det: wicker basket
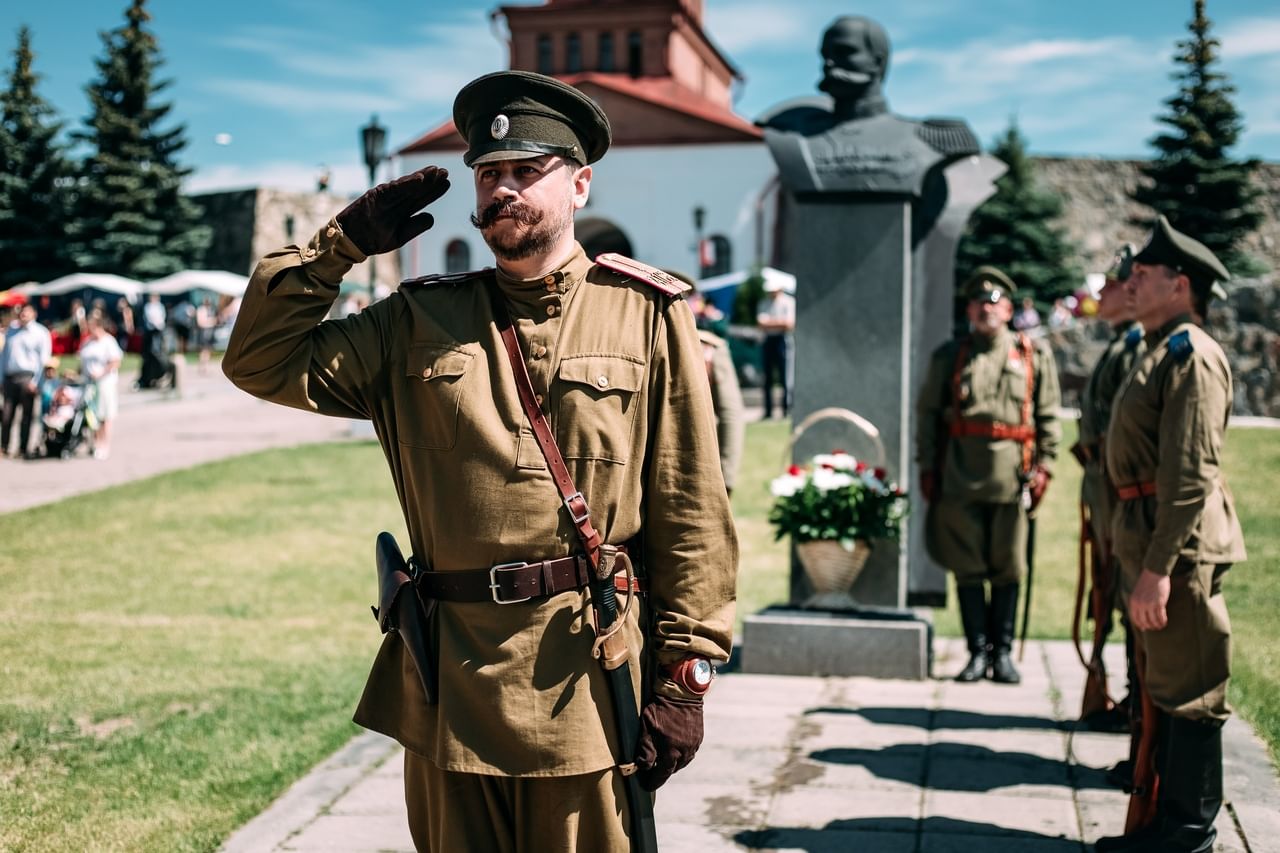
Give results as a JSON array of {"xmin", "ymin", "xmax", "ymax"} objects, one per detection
[
  {"xmin": 785, "ymin": 407, "xmax": 889, "ymax": 603},
  {"xmin": 795, "ymin": 538, "xmax": 873, "ymax": 596}
]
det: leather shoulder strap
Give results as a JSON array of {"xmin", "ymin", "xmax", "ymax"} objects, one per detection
[
  {"xmin": 594, "ymin": 253, "xmax": 690, "ymax": 297},
  {"xmin": 486, "ymin": 284, "xmax": 604, "ymax": 568},
  {"xmin": 1017, "ymin": 333, "xmax": 1036, "ymax": 474}
]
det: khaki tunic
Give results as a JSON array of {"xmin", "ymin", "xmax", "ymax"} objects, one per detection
[
  {"xmin": 1078, "ymin": 321, "xmax": 1143, "ymax": 547},
  {"xmin": 916, "ymin": 328, "xmax": 1061, "ymax": 582},
  {"xmin": 222, "ymin": 222, "xmax": 738, "ymax": 776},
  {"xmin": 1107, "ymin": 315, "xmax": 1245, "ymax": 721},
  {"xmin": 697, "ymin": 329, "xmax": 744, "ymax": 492}
]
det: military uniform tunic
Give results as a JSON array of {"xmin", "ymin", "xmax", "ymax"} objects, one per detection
[
  {"xmin": 1106, "ymin": 314, "xmax": 1245, "ymax": 721},
  {"xmin": 222, "ymin": 222, "xmax": 739, "ymax": 775},
  {"xmin": 1079, "ymin": 321, "xmax": 1144, "ymax": 549},
  {"xmin": 916, "ymin": 327, "xmax": 1061, "ymax": 584},
  {"xmin": 697, "ymin": 329, "xmax": 744, "ymax": 492}
]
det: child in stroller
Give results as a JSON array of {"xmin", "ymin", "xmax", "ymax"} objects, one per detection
[{"xmin": 42, "ymin": 374, "xmax": 97, "ymax": 458}]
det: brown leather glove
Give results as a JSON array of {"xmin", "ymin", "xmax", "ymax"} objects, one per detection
[
  {"xmin": 920, "ymin": 469, "xmax": 938, "ymax": 503},
  {"xmin": 336, "ymin": 166, "xmax": 450, "ymax": 256},
  {"xmin": 1028, "ymin": 465, "xmax": 1051, "ymax": 511},
  {"xmin": 635, "ymin": 694, "xmax": 704, "ymax": 791}
]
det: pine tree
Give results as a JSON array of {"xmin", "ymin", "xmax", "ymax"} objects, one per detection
[
  {"xmin": 71, "ymin": 0, "xmax": 209, "ymax": 277},
  {"xmin": 1133, "ymin": 0, "xmax": 1263, "ymax": 274},
  {"xmin": 955, "ymin": 122, "xmax": 1080, "ymax": 305},
  {"xmin": 0, "ymin": 26, "xmax": 75, "ymax": 289}
]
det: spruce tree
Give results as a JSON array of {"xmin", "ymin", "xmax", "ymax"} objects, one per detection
[
  {"xmin": 0, "ymin": 26, "xmax": 75, "ymax": 289},
  {"xmin": 1133, "ymin": 0, "xmax": 1262, "ymax": 274},
  {"xmin": 71, "ymin": 0, "xmax": 209, "ymax": 277},
  {"xmin": 955, "ymin": 122, "xmax": 1080, "ymax": 305}
]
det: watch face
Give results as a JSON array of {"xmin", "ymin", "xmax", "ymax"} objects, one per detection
[{"xmin": 690, "ymin": 658, "xmax": 714, "ymax": 687}]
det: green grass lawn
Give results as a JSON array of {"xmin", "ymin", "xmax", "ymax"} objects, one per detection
[{"xmin": 1, "ymin": 418, "xmax": 1275, "ymax": 850}]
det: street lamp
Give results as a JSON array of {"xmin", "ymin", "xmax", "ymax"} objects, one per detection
[
  {"xmin": 360, "ymin": 115, "xmax": 388, "ymax": 301},
  {"xmin": 692, "ymin": 205, "xmax": 706, "ymax": 278}
]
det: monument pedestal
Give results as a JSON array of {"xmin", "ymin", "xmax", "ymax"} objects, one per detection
[{"xmin": 741, "ymin": 605, "xmax": 932, "ymax": 680}]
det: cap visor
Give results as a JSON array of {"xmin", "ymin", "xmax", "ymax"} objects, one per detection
[{"xmin": 469, "ymin": 149, "xmax": 549, "ymax": 166}]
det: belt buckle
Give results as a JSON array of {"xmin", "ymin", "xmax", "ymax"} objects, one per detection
[{"xmin": 490, "ymin": 561, "xmax": 532, "ymax": 604}]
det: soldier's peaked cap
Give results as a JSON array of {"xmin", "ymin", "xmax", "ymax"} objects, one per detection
[
  {"xmin": 453, "ymin": 70, "xmax": 611, "ymax": 167},
  {"xmin": 961, "ymin": 266, "xmax": 1016, "ymax": 303},
  {"xmin": 1133, "ymin": 214, "xmax": 1230, "ymax": 300}
]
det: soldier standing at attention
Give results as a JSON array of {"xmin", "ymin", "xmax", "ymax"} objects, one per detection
[
  {"xmin": 1094, "ymin": 216, "xmax": 1245, "ymax": 853},
  {"xmin": 1074, "ymin": 245, "xmax": 1145, "ymax": 733},
  {"xmin": 917, "ymin": 268, "xmax": 1061, "ymax": 684},
  {"xmin": 222, "ymin": 70, "xmax": 738, "ymax": 852}
]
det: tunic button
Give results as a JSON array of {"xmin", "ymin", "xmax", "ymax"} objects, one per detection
[
  {"xmin": 546, "ymin": 304, "xmax": 558, "ymax": 317},
  {"xmin": 421, "ymin": 367, "xmax": 433, "ymax": 379},
  {"xmin": 543, "ymin": 275, "xmax": 556, "ymax": 284},
  {"xmin": 302, "ymin": 247, "xmax": 317, "ymax": 259},
  {"xmin": 597, "ymin": 375, "xmax": 609, "ymax": 388},
  {"xmin": 533, "ymin": 345, "xmax": 547, "ymax": 359},
  {"xmin": 546, "ymin": 283, "xmax": 557, "ymax": 292},
  {"xmin": 535, "ymin": 393, "xmax": 544, "ymax": 406}
]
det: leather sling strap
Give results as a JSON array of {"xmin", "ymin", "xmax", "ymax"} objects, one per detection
[{"xmin": 487, "ymin": 284, "xmax": 604, "ymax": 568}]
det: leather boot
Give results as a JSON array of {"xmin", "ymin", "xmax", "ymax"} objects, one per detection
[
  {"xmin": 955, "ymin": 584, "xmax": 989, "ymax": 682},
  {"xmin": 988, "ymin": 582, "xmax": 1021, "ymax": 684}
]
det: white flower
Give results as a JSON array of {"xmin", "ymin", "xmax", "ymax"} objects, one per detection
[
  {"xmin": 812, "ymin": 468, "xmax": 855, "ymax": 492},
  {"xmin": 814, "ymin": 452, "xmax": 857, "ymax": 471},
  {"xmin": 770, "ymin": 474, "xmax": 806, "ymax": 497}
]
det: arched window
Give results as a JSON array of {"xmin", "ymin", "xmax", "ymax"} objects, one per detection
[
  {"xmin": 598, "ymin": 32, "xmax": 615, "ymax": 72},
  {"xmin": 566, "ymin": 32, "xmax": 582, "ymax": 73},
  {"xmin": 705, "ymin": 235, "xmax": 732, "ymax": 277},
  {"xmin": 536, "ymin": 34, "xmax": 553, "ymax": 75},
  {"xmin": 445, "ymin": 239, "xmax": 471, "ymax": 274},
  {"xmin": 627, "ymin": 31, "xmax": 643, "ymax": 77}
]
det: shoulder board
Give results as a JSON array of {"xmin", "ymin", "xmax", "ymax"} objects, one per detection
[
  {"xmin": 1124, "ymin": 325, "xmax": 1143, "ymax": 350},
  {"xmin": 1167, "ymin": 329, "xmax": 1194, "ymax": 363},
  {"xmin": 917, "ymin": 119, "xmax": 980, "ymax": 157},
  {"xmin": 594, "ymin": 253, "xmax": 690, "ymax": 297},
  {"xmin": 399, "ymin": 269, "xmax": 491, "ymax": 289}
]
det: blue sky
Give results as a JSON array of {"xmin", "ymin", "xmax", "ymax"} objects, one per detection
[{"xmin": 3, "ymin": 0, "xmax": 1279, "ymax": 195}]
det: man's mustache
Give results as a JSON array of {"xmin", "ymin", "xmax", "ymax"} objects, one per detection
[{"xmin": 470, "ymin": 200, "xmax": 543, "ymax": 230}]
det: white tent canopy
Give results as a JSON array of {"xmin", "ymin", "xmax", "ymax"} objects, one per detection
[
  {"xmin": 144, "ymin": 270, "xmax": 249, "ymax": 297},
  {"xmin": 698, "ymin": 266, "xmax": 797, "ymax": 295},
  {"xmin": 18, "ymin": 273, "xmax": 145, "ymax": 300}
]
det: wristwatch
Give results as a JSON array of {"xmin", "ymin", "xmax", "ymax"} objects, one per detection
[{"xmin": 665, "ymin": 656, "xmax": 715, "ymax": 696}]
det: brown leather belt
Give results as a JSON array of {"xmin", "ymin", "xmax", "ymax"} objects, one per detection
[
  {"xmin": 1116, "ymin": 481, "xmax": 1157, "ymax": 501},
  {"xmin": 415, "ymin": 555, "xmax": 644, "ymax": 604},
  {"xmin": 949, "ymin": 419, "xmax": 1036, "ymax": 441}
]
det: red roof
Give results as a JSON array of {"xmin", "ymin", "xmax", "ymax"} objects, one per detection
[{"xmin": 398, "ymin": 73, "xmax": 760, "ymax": 156}]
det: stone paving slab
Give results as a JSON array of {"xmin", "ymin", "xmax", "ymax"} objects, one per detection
[{"xmin": 220, "ymin": 639, "xmax": 1278, "ymax": 853}]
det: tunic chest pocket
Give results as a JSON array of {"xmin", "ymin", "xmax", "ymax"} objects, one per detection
[
  {"xmin": 556, "ymin": 354, "xmax": 645, "ymax": 463},
  {"xmin": 397, "ymin": 344, "xmax": 472, "ymax": 450}
]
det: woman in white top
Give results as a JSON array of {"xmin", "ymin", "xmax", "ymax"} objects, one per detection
[{"xmin": 79, "ymin": 312, "xmax": 123, "ymax": 459}]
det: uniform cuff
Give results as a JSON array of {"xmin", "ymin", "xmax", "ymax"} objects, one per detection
[
  {"xmin": 1142, "ymin": 546, "xmax": 1180, "ymax": 577},
  {"xmin": 653, "ymin": 676, "xmax": 704, "ymax": 702},
  {"xmin": 295, "ymin": 219, "xmax": 368, "ymax": 287}
]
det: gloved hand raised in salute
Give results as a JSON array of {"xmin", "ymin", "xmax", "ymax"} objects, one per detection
[{"xmin": 337, "ymin": 166, "xmax": 451, "ymax": 256}]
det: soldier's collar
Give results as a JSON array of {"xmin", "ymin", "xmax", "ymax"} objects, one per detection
[
  {"xmin": 970, "ymin": 326, "xmax": 1011, "ymax": 352},
  {"xmin": 1148, "ymin": 312, "xmax": 1194, "ymax": 345},
  {"xmin": 494, "ymin": 243, "xmax": 590, "ymax": 294}
]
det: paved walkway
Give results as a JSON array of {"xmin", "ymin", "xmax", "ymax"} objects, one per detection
[{"xmin": 223, "ymin": 640, "xmax": 1280, "ymax": 853}]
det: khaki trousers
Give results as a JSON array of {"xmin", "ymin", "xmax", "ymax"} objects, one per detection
[
  {"xmin": 926, "ymin": 499, "xmax": 1026, "ymax": 587},
  {"xmin": 403, "ymin": 750, "xmax": 631, "ymax": 853},
  {"xmin": 1119, "ymin": 559, "xmax": 1232, "ymax": 722}
]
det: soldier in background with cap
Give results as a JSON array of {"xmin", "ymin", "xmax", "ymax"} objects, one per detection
[
  {"xmin": 1094, "ymin": 215, "xmax": 1245, "ymax": 853},
  {"xmin": 1073, "ymin": 245, "xmax": 1145, "ymax": 734},
  {"xmin": 917, "ymin": 267, "xmax": 1060, "ymax": 685},
  {"xmin": 222, "ymin": 70, "xmax": 737, "ymax": 851}
]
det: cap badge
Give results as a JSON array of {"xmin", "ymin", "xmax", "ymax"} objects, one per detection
[{"xmin": 490, "ymin": 114, "xmax": 510, "ymax": 140}]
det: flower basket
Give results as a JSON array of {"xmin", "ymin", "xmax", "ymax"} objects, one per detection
[{"xmin": 769, "ymin": 408, "xmax": 908, "ymax": 605}]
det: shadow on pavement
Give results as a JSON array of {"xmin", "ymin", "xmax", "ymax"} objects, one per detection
[
  {"xmin": 804, "ymin": 705, "xmax": 1065, "ymax": 732},
  {"xmin": 735, "ymin": 816, "xmax": 1082, "ymax": 850},
  {"xmin": 808, "ymin": 743, "xmax": 1113, "ymax": 792}
]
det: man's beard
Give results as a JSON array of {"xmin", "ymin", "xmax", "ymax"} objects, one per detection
[{"xmin": 471, "ymin": 198, "xmax": 572, "ymax": 262}]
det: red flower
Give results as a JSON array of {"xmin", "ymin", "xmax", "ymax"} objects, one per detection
[
  {"xmin": 787, "ymin": 464, "xmax": 803, "ymax": 476},
  {"xmin": 854, "ymin": 461, "xmax": 867, "ymax": 473},
  {"xmin": 873, "ymin": 467, "xmax": 888, "ymax": 480}
]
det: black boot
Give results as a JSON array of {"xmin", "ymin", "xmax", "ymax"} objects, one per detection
[
  {"xmin": 955, "ymin": 584, "xmax": 989, "ymax": 682},
  {"xmin": 988, "ymin": 582, "xmax": 1021, "ymax": 684}
]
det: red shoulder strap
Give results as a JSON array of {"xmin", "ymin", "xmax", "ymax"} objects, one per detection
[
  {"xmin": 1018, "ymin": 333, "xmax": 1036, "ymax": 474},
  {"xmin": 595, "ymin": 253, "xmax": 690, "ymax": 297}
]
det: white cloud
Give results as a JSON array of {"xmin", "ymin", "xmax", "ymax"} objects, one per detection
[
  {"xmin": 988, "ymin": 38, "xmax": 1124, "ymax": 67},
  {"xmin": 185, "ymin": 160, "xmax": 367, "ymax": 195},
  {"xmin": 1217, "ymin": 17, "xmax": 1280, "ymax": 59},
  {"xmin": 199, "ymin": 79, "xmax": 403, "ymax": 114},
  {"xmin": 705, "ymin": 3, "xmax": 809, "ymax": 52}
]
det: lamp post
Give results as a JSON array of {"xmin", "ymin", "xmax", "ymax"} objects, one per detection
[
  {"xmin": 692, "ymin": 205, "xmax": 706, "ymax": 278},
  {"xmin": 360, "ymin": 115, "xmax": 387, "ymax": 301}
]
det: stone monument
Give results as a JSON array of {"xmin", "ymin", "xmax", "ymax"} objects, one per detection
[{"xmin": 741, "ymin": 16, "xmax": 1005, "ymax": 679}]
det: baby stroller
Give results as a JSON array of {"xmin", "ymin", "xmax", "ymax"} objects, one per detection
[{"xmin": 42, "ymin": 381, "xmax": 97, "ymax": 459}]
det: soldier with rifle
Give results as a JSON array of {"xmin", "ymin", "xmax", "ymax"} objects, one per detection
[
  {"xmin": 1072, "ymin": 245, "xmax": 1144, "ymax": 735},
  {"xmin": 222, "ymin": 70, "xmax": 738, "ymax": 852},
  {"xmin": 1094, "ymin": 216, "xmax": 1245, "ymax": 853},
  {"xmin": 917, "ymin": 268, "xmax": 1060, "ymax": 684}
]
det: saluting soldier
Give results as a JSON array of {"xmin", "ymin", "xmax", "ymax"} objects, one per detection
[
  {"xmin": 1094, "ymin": 216, "xmax": 1245, "ymax": 853},
  {"xmin": 1074, "ymin": 245, "xmax": 1145, "ymax": 733},
  {"xmin": 222, "ymin": 70, "xmax": 738, "ymax": 852},
  {"xmin": 917, "ymin": 268, "xmax": 1061, "ymax": 684}
]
